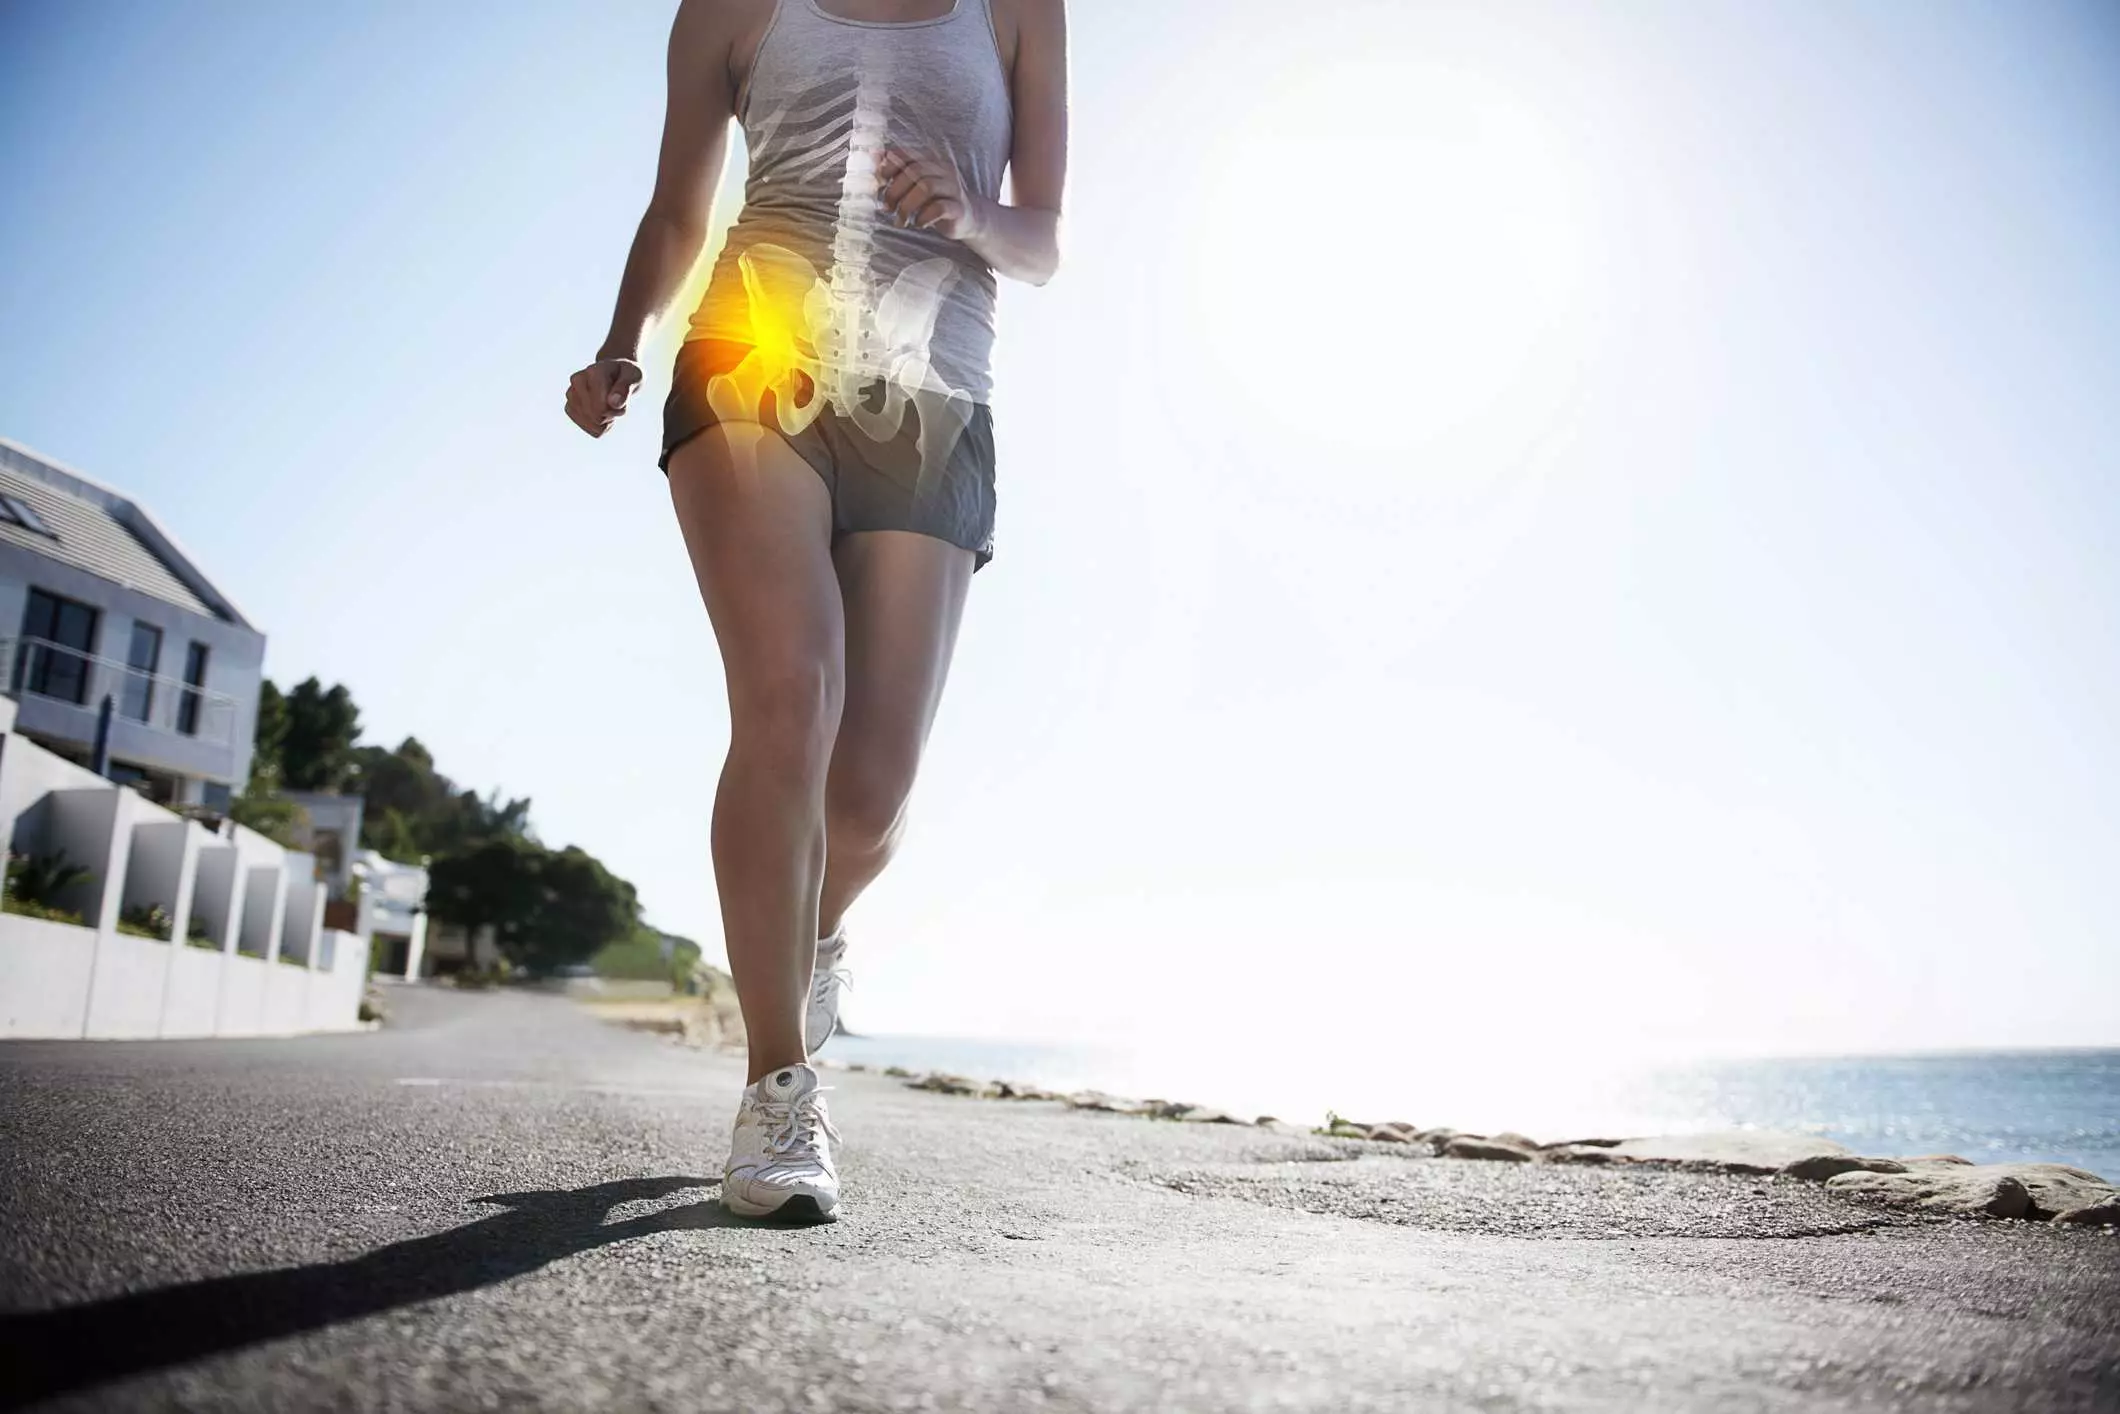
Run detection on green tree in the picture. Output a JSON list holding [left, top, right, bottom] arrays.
[[280, 678, 362, 792], [248, 679, 289, 793], [426, 839, 638, 975], [514, 845, 640, 974], [425, 836, 543, 961], [351, 738, 531, 862]]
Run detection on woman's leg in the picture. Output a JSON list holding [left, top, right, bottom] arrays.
[[817, 529, 976, 938], [667, 424, 844, 1085]]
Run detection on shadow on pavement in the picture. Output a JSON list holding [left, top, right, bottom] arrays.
[[0, 1175, 738, 1409]]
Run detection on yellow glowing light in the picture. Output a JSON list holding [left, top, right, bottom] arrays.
[[707, 245, 829, 434]]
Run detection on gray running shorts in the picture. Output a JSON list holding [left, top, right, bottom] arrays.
[[659, 338, 997, 572]]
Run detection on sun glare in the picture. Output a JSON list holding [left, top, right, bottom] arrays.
[[1193, 61, 1586, 451]]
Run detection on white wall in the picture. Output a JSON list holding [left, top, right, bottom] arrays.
[[160, 943, 221, 1038], [0, 913, 96, 1036], [0, 730, 371, 1039], [237, 864, 285, 960], [84, 932, 171, 1038], [191, 844, 241, 951]]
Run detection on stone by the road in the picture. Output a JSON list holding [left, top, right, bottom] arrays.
[[1172, 1106, 1247, 1125], [1781, 1154, 1911, 1182], [904, 1072, 996, 1098], [1542, 1144, 1622, 1166], [1604, 1131, 1852, 1174], [1831, 1170, 2111, 1221], [1829, 1167, 2035, 1219], [1062, 1089, 1158, 1116], [2052, 1200, 2120, 1226], [1993, 1165, 2119, 1217], [1829, 1163, 2120, 1221], [1442, 1136, 1536, 1163]]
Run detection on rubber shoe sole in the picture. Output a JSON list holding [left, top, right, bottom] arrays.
[[722, 1188, 840, 1224]]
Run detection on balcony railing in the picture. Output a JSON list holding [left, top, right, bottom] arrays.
[[1, 635, 239, 750]]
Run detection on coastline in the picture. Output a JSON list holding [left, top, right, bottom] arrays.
[[838, 1058, 2120, 1226], [578, 996, 2120, 1208]]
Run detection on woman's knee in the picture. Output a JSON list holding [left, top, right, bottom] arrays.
[[826, 747, 917, 847], [727, 658, 843, 774]]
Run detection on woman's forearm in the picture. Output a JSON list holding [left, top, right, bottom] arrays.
[[597, 208, 709, 363], [965, 198, 1061, 287]]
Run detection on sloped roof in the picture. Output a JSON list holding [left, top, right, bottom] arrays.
[[0, 436, 252, 628]]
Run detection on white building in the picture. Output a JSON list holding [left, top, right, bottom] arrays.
[[352, 848, 430, 979], [0, 436, 262, 809], [0, 695, 370, 1039]]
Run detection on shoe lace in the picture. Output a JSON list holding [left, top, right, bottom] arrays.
[[813, 961, 853, 998], [756, 1088, 841, 1164]]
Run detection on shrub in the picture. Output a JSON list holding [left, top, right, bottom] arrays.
[[118, 903, 174, 941], [7, 849, 90, 911], [3, 896, 87, 926], [185, 914, 219, 950]]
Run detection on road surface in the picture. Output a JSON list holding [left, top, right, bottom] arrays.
[[2, 985, 2114, 1411]]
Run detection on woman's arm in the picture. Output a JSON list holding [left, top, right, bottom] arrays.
[[875, 0, 1069, 286], [565, 0, 738, 438]]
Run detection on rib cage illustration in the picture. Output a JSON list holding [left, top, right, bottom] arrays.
[[707, 64, 978, 494]]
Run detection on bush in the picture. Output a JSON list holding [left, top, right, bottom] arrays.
[[6, 849, 90, 912], [3, 895, 87, 927], [185, 914, 219, 950], [118, 903, 174, 941], [591, 927, 704, 989]]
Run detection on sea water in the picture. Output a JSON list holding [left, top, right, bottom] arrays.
[[825, 1035, 2120, 1179]]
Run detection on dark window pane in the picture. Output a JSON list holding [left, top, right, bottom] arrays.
[[122, 623, 163, 722], [127, 623, 162, 672], [177, 642, 208, 736], [18, 589, 97, 706]]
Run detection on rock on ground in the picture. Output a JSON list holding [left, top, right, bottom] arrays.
[[2053, 1200, 2120, 1226], [1605, 1131, 1851, 1174], [1828, 1163, 2119, 1221], [1781, 1154, 1911, 1182], [1443, 1137, 1536, 1163], [1829, 1167, 2034, 1219]]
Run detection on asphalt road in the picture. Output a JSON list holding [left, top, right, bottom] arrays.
[[2, 986, 2114, 1412]]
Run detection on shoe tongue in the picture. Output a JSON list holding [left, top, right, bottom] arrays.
[[762, 1064, 817, 1101]]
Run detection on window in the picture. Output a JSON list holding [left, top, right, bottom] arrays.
[[176, 642, 208, 736], [121, 621, 163, 722], [17, 589, 99, 706], [0, 494, 55, 538]]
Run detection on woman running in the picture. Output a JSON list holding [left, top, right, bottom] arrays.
[[563, 0, 1068, 1222]]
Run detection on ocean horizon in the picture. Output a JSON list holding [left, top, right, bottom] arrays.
[[822, 1034, 2120, 1180]]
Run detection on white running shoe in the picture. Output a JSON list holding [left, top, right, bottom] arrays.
[[807, 931, 852, 1054], [722, 1062, 841, 1222]]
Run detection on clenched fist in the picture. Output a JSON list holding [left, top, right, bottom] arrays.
[[564, 357, 645, 438], [875, 146, 989, 243]]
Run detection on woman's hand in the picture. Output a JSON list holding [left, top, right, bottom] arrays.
[[875, 147, 989, 242], [564, 357, 645, 438]]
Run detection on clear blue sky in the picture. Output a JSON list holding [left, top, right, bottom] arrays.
[[4, 2, 2116, 1077]]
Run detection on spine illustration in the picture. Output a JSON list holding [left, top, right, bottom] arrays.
[[709, 57, 977, 494]]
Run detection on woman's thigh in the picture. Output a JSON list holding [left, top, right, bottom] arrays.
[[667, 424, 846, 740], [828, 529, 975, 803]]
